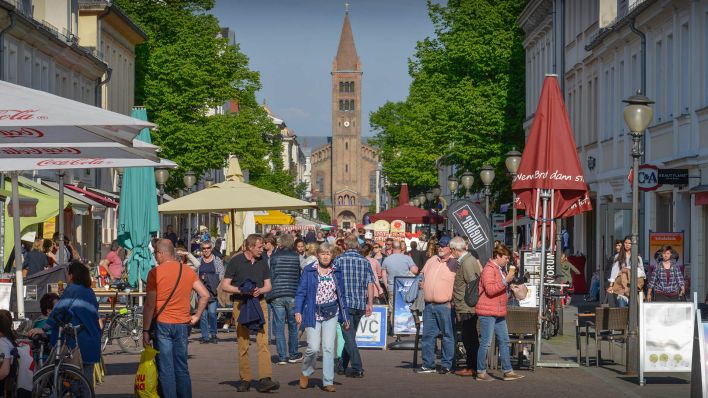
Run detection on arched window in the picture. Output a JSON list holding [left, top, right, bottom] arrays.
[[345, 164, 348, 172], [339, 100, 344, 111], [339, 82, 344, 92], [350, 100, 355, 111], [351, 196, 356, 205], [338, 196, 343, 205], [349, 81, 355, 92], [345, 142, 348, 150]]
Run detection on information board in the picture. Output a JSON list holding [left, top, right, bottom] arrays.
[[392, 276, 418, 335], [355, 305, 388, 349], [639, 294, 694, 384]]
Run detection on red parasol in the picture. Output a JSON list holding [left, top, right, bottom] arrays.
[[512, 75, 592, 245], [369, 183, 443, 224]]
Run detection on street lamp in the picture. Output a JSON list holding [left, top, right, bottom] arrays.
[[623, 90, 654, 376], [480, 165, 495, 218], [461, 171, 474, 197], [154, 167, 170, 204], [447, 175, 459, 195], [204, 173, 214, 188], [505, 148, 522, 253]]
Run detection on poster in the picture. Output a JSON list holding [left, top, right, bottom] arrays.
[[639, 300, 693, 376], [355, 305, 387, 349], [648, 231, 684, 269], [392, 276, 418, 335], [521, 250, 556, 284]]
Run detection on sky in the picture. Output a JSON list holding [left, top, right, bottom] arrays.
[[211, 0, 436, 138]]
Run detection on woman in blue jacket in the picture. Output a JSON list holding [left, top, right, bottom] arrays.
[[295, 242, 350, 392]]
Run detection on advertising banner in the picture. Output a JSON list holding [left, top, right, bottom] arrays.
[[392, 276, 418, 335], [639, 296, 694, 384], [649, 232, 684, 268], [448, 200, 493, 267], [355, 305, 387, 349], [390, 220, 406, 240]]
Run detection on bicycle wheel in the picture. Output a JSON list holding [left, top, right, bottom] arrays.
[[33, 364, 95, 398], [115, 314, 144, 354], [541, 309, 553, 340], [100, 320, 112, 352]]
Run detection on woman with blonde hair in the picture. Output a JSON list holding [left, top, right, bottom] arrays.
[[301, 243, 319, 270]]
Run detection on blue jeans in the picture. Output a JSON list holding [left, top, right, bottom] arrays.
[[341, 308, 364, 372], [156, 322, 192, 398], [302, 316, 337, 386], [421, 303, 455, 369], [477, 316, 512, 374], [199, 300, 217, 341], [271, 296, 299, 361]]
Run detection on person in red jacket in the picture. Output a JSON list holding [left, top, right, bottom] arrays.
[[475, 244, 525, 382]]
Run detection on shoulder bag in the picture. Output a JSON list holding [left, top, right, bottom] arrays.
[[148, 263, 183, 342]]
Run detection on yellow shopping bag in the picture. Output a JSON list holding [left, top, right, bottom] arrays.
[[134, 345, 159, 398]]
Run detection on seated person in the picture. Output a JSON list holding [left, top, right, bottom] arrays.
[[33, 293, 60, 330]]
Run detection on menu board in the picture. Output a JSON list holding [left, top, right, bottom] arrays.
[[639, 297, 694, 384]]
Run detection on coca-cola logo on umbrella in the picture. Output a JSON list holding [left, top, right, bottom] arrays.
[[1, 147, 81, 155], [36, 159, 111, 167], [0, 127, 45, 138], [0, 109, 46, 121]]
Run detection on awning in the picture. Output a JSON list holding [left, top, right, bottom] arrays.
[[255, 210, 295, 225], [41, 181, 107, 219], [0, 188, 38, 217], [65, 184, 118, 208], [15, 176, 90, 216]]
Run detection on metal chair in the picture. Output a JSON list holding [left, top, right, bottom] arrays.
[[506, 307, 538, 370]]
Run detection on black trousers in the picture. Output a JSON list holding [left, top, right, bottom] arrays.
[[457, 313, 479, 370]]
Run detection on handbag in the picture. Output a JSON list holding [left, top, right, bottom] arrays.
[[148, 263, 183, 342], [316, 301, 339, 320]]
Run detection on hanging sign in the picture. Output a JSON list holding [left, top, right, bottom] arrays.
[[448, 200, 493, 267]]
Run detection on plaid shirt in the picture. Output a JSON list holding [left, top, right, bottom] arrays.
[[647, 262, 685, 294], [333, 249, 375, 311]]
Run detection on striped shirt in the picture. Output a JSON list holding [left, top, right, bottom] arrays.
[[333, 249, 375, 311]]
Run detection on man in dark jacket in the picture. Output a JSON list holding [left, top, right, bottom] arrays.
[[269, 233, 303, 364]]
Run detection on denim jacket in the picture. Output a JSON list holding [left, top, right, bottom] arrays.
[[294, 263, 350, 330]]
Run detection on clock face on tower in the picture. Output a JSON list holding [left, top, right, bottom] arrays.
[[343, 120, 350, 127]]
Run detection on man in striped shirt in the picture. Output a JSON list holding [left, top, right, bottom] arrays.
[[333, 236, 375, 378]]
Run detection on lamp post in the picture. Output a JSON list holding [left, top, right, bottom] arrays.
[[447, 175, 459, 196], [479, 164, 495, 218], [204, 174, 214, 188], [623, 91, 654, 376], [505, 148, 522, 253], [183, 171, 196, 246], [154, 167, 170, 232], [460, 171, 474, 198]]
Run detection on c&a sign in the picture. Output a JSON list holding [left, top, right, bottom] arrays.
[[638, 164, 661, 191]]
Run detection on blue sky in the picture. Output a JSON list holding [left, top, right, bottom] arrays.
[[211, 0, 435, 137]]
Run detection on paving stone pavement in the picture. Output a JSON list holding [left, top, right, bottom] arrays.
[[95, 302, 691, 397]]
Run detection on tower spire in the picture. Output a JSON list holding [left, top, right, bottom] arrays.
[[334, 6, 359, 71]]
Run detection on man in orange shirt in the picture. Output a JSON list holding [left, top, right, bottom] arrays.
[[416, 236, 458, 374], [143, 239, 210, 398]]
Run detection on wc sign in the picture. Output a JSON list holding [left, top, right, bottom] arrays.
[[638, 164, 661, 191]]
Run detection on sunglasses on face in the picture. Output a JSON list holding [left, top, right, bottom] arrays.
[[201, 247, 212, 250]]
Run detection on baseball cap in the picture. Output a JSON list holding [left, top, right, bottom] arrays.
[[438, 236, 451, 247]]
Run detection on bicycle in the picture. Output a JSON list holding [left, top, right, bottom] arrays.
[[541, 282, 570, 340], [32, 322, 94, 398], [100, 282, 144, 354]]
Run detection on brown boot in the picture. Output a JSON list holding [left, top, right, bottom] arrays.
[[299, 375, 309, 389], [322, 385, 336, 392]]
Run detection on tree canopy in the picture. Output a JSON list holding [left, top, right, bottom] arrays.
[[369, 0, 526, 205], [115, 0, 299, 196]]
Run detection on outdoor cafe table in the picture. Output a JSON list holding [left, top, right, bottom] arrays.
[[93, 289, 145, 314]]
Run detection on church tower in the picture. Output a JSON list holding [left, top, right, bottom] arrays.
[[310, 7, 377, 229]]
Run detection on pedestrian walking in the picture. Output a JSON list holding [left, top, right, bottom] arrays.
[[607, 236, 645, 307], [29, 261, 102, 387], [416, 236, 457, 374], [187, 240, 225, 343], [295, 242, 350, 392], [268, 233, 303, 365], [647, 245, 685, 302], [143, 239, 210, 398], [301, 243, 319, 270], [476, 244, 524, 382], [219, 234, 280, 393], [450, 236, 482, 377], [381, 240, 417, 326], [333, 236, 375, 378]]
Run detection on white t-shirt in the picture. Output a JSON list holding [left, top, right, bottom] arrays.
[[609, 255, 645, 283]]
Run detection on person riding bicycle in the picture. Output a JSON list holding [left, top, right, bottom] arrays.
[[28, 261, 101, 386]]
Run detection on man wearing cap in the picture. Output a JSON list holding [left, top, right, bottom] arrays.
[[416, 235, 458, 374]]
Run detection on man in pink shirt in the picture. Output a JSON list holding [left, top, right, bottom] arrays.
[[416, 236, 458, 374]]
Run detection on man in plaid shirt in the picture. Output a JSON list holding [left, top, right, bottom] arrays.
[[333, 236, 375, 378]]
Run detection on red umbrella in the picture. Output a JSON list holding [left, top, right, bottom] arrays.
[[369, 183, 443, 224], [512, 75, 592, 247]]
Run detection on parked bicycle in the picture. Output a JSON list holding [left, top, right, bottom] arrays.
[[32, 322, 94, 398], [100, 282, 143, 354], [541, 282, 570, 340]]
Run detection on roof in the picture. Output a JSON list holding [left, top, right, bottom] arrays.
[[334, 12, 359, 71]]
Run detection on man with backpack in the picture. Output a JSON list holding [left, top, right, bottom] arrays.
[[451, 236, 483, 377]]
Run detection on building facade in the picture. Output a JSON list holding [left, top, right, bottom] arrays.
[[519, 0, 708, 297], [310, 11, 378, 228]]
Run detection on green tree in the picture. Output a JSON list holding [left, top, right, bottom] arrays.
[[370, 0, 526, 206], [316, 200, 331, 225], [115, 0, 297, 195]]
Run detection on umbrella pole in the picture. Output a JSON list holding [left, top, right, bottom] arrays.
[[11, 173, 25, 318], [57, 171, 65, 264], [535, 189, 549, 366], [230, 209, 236, 253], [532, 189, 540, 248]]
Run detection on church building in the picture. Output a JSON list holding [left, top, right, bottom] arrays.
[[310, 10, 378, 229]]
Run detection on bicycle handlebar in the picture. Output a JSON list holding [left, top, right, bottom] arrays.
[[544, 283, 571, 288]]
